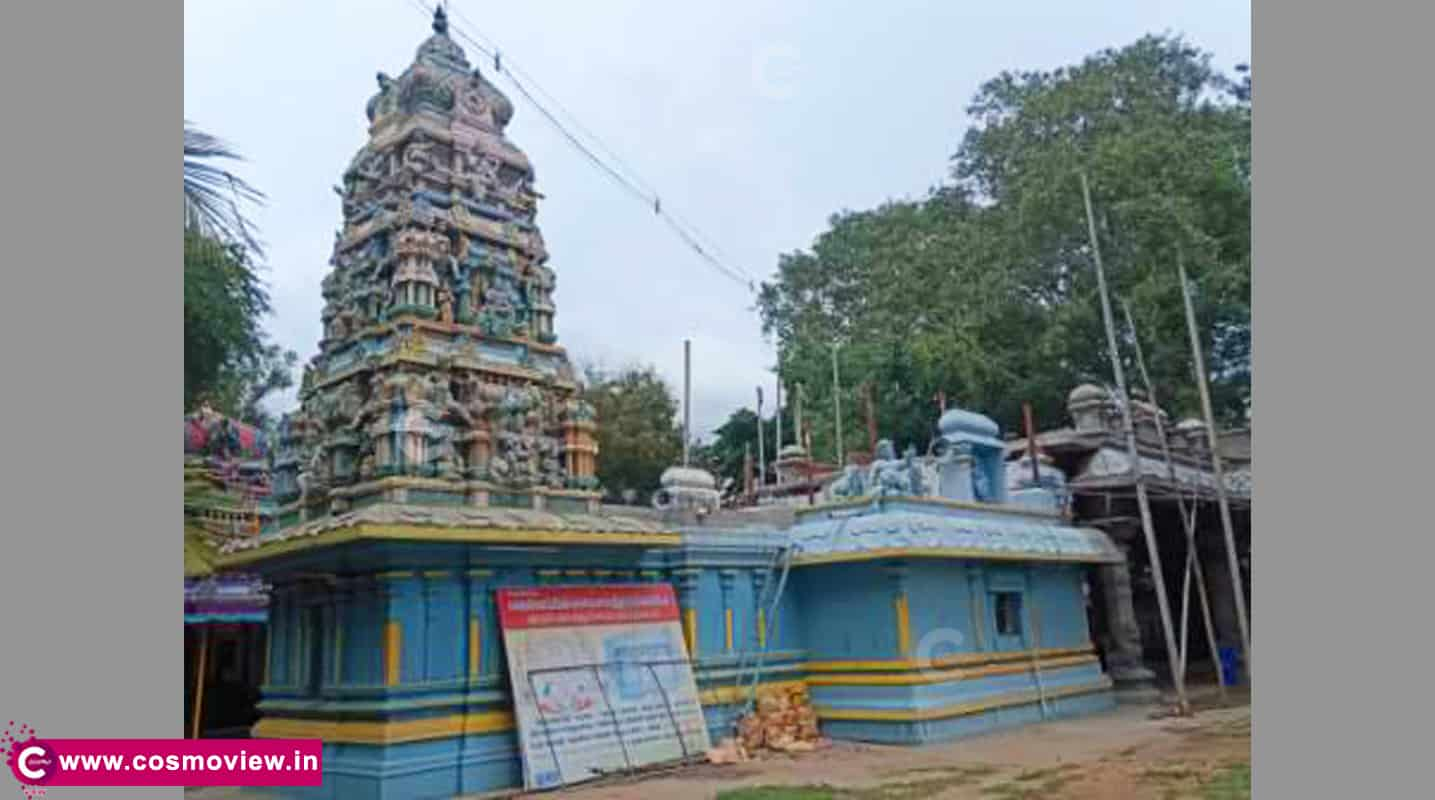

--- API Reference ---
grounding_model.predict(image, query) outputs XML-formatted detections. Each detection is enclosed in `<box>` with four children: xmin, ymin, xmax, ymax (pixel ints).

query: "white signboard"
<box><xmin>496</xmin><ymin>584</ymin><xmax>711</xmax><ymax>790</ymax></box>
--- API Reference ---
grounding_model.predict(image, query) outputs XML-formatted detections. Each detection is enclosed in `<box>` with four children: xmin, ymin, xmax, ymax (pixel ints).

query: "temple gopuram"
<box><xmin>215</xmin><ymin>11</ymin><xmax>1126</xmax><ymax>798</ymax></box>
<box><xmin>268</xmin><ymin>5</ymin><xmax>596</xmax><ymax>519</ymax></box>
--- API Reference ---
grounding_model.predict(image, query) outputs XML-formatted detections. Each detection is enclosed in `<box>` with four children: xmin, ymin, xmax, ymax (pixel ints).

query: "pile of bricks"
<box><xmin>708</xmin><ymin>684</ymin><xmax>825</xmax><ymax>763</ymax></box>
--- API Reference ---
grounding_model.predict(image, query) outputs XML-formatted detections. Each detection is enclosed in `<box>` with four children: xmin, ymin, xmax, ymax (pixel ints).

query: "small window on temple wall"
<box><xmin>993</xmin><ymin>592</ymin><xmax>1023</xmax><ymax>637</ymax></box>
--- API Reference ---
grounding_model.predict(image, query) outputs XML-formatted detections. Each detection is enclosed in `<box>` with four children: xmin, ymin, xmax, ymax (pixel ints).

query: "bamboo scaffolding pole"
<box><xmin>1176</xmin><ymin>248</ymin><xmax>1253</xmax><ymax>681</ymax></box>
<box><xmin>1080</xmin><ymin>171</ymin><xmax>1189</xmax><ymax>714</ymax></box>
<box><xmin>1120</xmin><ymin>298</ymin><xmax>1225</xmax><ymax>699</ymax></box>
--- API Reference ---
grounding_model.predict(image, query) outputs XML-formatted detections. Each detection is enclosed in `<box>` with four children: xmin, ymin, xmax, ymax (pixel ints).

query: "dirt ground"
<box><xmin>543</xmin><ymin>689</ymin><xmax>1250</xmax><ymax>800</ymax></box>
<box><xmin>187</xmin><ymin>688</ymin><xmax>1250</xmax><ymax>800</ymax></box>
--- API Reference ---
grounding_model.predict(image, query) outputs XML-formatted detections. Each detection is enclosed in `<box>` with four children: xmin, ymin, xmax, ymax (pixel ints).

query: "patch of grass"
<box><xmin>880</xmin><ymin>764</ymin><xmax>998</xmax><ymax>780</ymax></box>
<box><xmin>1139</xmin><ymin>765</ymin><xmax>1202</xmax><ymax>783</ymax></box>
<box><xmin>979</xmin><ymin>782</ymin><xmax>1033</xmax><ymax>800</ymax></box>
<box><xmin>1012</xmin><ymin>765</ymin><xmax>1076</xmax><ymax>783</ymax></box>
<box><xmin>848</xmin><ymin>768</ymin><xmax>1001</xmax><ymax>800</ymax></box>
<box><xmin>717</xmin><ymin>787</ymin><xmax>842</xmax><ymax>800</ymax></box>
<box><xmin>1200</xmin><ymin>764</ymin><xmax>1251</xmax><ymax>800</ymax></box>
<box><xmin>716</xmin><ymin>766</ymin><xmax>1004</xmax><ymax>800</ymax></box>
<box><xmin>980</xmin><ymin>771</ymin><xmax>1075</xmax><ymax>800</ymax></box>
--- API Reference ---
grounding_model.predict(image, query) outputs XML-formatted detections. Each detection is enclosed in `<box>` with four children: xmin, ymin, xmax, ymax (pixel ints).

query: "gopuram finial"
<box><xmin>432</xmin><ymin>3</ymin><xmax>449</xmax><ymax>35</ymax></box>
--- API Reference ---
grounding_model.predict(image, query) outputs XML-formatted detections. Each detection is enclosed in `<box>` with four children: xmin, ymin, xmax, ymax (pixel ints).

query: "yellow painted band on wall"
<box><xmin>383</xmin><ymin>620</ymin><xmax>402</xmax><ymax>687</ymax></box>
<box><xmin>895</xmin><ymin>594</ymin><xmax>912</xmax><ymax>658</ymax></box>
<box><xmin>683</xmin><ymin>608</ymin><xmax>698</xmax><ymax>658</ymax></box>
<box><xmin>252</xmin><ymin>710</ymin><xmax>515</xmax><ymax>745</ymax></box>
<box><xmin>468</xmin><ymin>616</ymin><xmax>481</xmax><ymax>679</ymax></box>
<box><xmin>725</xmin><ymin>608</ymin><xmax>734</xmax><ymax>653</ymax></box>
<box><xmin>698</xmin><ymin>680</ymin><xmax>806</xmax><ymax>706</ymax></box>
<box><xmin>757</xmin><ymin>609</ymin><xmax>767</xmax><ymax>649</ymax></box>
<box><xmin>814</xmin><ymin>677</ymin><xmax>1113</xmax><ymax>722</ymax></box>
<box><xmin>805</xmin><ymin>645</ymin><xmax>1095</xmax><ymax>673</ymax></box>
<box><xmin>806</xmin><ymin>655</ymin><xmax>1099</xmax><ymax>686</ymax></box>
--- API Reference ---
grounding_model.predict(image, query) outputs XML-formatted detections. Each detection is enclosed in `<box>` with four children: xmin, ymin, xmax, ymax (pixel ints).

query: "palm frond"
<box><xmin>184</xmin><ymin>120</ymin><xmax>266</xmax><ymax>256</ymax></box>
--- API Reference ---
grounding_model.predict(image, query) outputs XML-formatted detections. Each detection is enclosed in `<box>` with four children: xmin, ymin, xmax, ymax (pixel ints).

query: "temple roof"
<box><xmin>787</xmin><ymin>497</ymin><xmax>1122</xmax><ymax>566</ymax></box>
<box><xmin>220</xmin><ymin>503</ymin><xmax>680</xmax><ymax>566</ymax></box>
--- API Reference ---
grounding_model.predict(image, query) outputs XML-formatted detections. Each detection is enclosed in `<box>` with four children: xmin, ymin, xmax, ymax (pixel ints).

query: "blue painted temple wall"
<box><xmin>247</xmin><ymin>522</ymin><xmax>1113</xmax><ymax>799</ymax></box>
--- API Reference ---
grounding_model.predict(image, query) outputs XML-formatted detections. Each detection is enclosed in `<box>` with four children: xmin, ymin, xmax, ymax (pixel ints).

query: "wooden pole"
<box><xmin>1177</xmin><ymin>250</ymin><xmax>1253</xmax><ymax>681</ymax></box>
<box><xmin>1080</xmin><ymin>171</ymin><xmax>1189</xmax><ymax>714</ymax></box>
<box><xmin>190</xmin><ymin>626</ymin><xmax>211</xmax><ymax>739</ymax></box>
<box><xmin>1023</xmin><ymin>403</ymin><xmax>1041</xmax><ymax>484</ymax></box>
<box><xmin>1121</xmin><ymin>298</ymin><xmax>1225</xmax><ymax>699</ymax></box>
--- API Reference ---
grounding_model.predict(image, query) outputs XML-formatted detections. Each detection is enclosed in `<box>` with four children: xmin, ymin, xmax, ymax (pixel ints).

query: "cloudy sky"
<box><xmin>184</xmin><ymin>0</ymin><xmax>1249</xmax><ymax>441</ymax></box>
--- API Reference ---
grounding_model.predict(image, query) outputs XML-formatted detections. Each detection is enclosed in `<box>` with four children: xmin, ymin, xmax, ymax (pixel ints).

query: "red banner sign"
<box><xmin>496</xmin><ymin>584</ymin><xmax>680</xmax><ymax>630</ymax></box>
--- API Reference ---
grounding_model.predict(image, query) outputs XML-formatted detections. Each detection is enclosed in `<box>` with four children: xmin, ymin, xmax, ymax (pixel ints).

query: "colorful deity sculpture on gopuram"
<box><xmin>269</xmin><ymin>6</ymin><xmax>596</xmax><ymax>521</ymax></box>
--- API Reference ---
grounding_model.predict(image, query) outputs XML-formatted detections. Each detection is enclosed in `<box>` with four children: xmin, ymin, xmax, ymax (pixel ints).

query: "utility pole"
<box><xmin>794</xmin><ymin>383</ymin><xmax>804</xmax><ymax>453</ymax></box>
<box><xmin>775</xmin><ymin>378</ymin><xmax>784</xmax><ymax>454</ymax></box>
<box><xmin>683</xmin><ymin>339</ymin><xmax>691</xmax><ymax>467</ymax></box>
<box><xmin>1081</xmin><ymin>171</ymin><xmax>1189</xmax><ymax>714</ymax></box>
<box><xmin>831</xmin><ymin>343</ymin><xmax>844</xmax><ymax>467</ymax></box>
<box><xmin>756</xmin><ymin>386</ymin><xmax>766</xmax><ymax>487</ymax></box>
<box><xmin>1177</xmin><ymin>249</ymin><xmax>1253</xmax><ymax>681</ymax></box>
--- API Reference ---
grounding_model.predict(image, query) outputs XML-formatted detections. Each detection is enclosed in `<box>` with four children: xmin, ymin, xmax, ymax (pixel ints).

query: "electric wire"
<box><xmin>403</xmin><ymin>1</ymin><xmax>759</xmax><ymax>293</ymax></box>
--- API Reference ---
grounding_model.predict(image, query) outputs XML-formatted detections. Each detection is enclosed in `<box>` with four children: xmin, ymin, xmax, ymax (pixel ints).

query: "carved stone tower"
<box><xmin>271</xmin><ymin>6</ymin><xmax>599</xmax><ymax>519</ymax></box>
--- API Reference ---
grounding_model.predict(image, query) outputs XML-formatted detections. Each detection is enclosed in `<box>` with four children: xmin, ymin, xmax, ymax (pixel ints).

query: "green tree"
<box><xmin>183</xmin><ymin>123</ymin><xmax>296</xmax><ymax>423</ymax></box>
<box><xmin>758</xmin><ymin>35</ymin><xmax>1250</xmax><ymax>446</ymax></box>
<box><xmin>583</xmin><ymin>365</ymin><xmax>683</xmax><ymax>504</ymax></box>
<box><xmin>696</xmin><ymin>407</ymin><xmax>783</xmax><ymax>489</ymax></box>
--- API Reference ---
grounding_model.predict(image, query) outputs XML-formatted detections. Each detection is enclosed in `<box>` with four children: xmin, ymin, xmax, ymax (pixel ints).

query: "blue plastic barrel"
<box><xmin>1218</xmin><ymin>647</ymin><xmax>1241</xmax><ymax>686</ymax></box>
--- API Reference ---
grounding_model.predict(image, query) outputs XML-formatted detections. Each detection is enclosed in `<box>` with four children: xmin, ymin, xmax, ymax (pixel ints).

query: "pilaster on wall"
<box><xmin>885</xmin><ymin>563</ymin><xmax>913</xmax><ymax>660</ymax></box>
<box><xmin>379</xmin><ymin>571</ymin><xmax>416</xmax><ymax>687</ymax></box>
<box><xmin>751</xmin><ymin>570</ymin><xmax>769</xmax><ymax>649</ymax></box>
<box><xmin>466</xmin><ymin>568</ymin><xmax>494</xmax><ymax>681</ymax></box>
<box><xmin>966</xmin><ymin>563</ymin><xmax>988</xmax><ymax>652</ymax></box>
<box><xmin>719</xmin><ymin>570</ymin><xmax>738</xmax><ymax>654</ymax></box>
<box><xmin>324</xmin><ymin>587</ymin><xmax>342</xmax><ymax>688</ymax></box>
<box><xmin>674</xmin><ymin>568</ymin><xmax>701</xmax><ymax>659</ymax></box>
